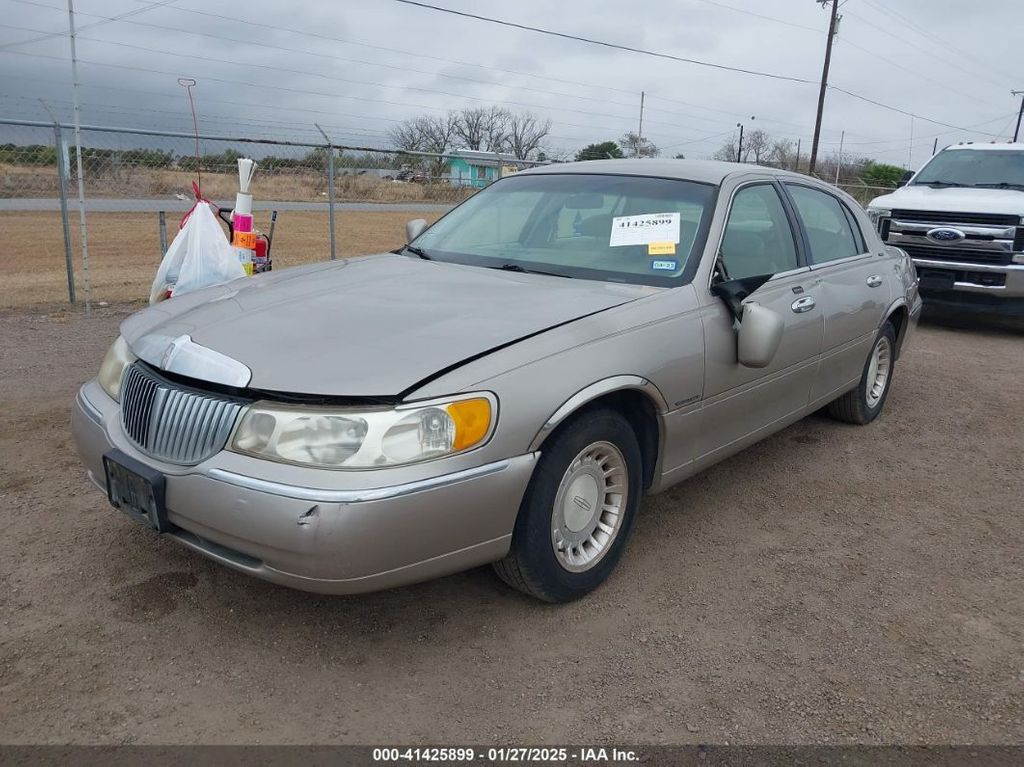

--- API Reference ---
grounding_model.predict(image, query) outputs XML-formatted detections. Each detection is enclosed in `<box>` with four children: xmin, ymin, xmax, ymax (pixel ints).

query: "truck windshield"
<box><xmin>913</xmin><ymin>149</ymin><xmax>1024</xmax><ymax>188</ymax></box>
<box><xmin>408</xmin><ymin>173</ymin><xmax>716</xmax><ymax>286</ymax></box>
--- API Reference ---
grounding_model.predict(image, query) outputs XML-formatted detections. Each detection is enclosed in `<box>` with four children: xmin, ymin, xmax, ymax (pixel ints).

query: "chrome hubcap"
<box><xmin>551</xmin><ymin>441</ymin><xmax>628</xmax><ymax>573</ymax></box>
<box><xmin>865</xmin><ymin>335</ymin><xmax>892</xmax><ymax>408</ymax></box>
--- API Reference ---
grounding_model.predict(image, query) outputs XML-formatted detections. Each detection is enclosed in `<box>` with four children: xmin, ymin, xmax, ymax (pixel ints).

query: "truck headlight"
<box><xmin>230</xmin><ymin>394</ymin><xmax>495</xmax><ymax>469</ymax></box>
<box><xmin>866</xmin><ymin>207</ymin><xmax>891</xmax><ymax>231</ymax></box>
<box><xmin>98</xmin><ymin>336</ymin><xmax>137</xmax><ymax>402</ymax></box>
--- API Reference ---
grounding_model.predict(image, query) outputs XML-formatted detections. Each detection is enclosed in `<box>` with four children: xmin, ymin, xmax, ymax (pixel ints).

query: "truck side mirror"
<box><xmin>737</xmin><ymin>302</ymin><xmax>784</xmax><ymax>368</ymax></box>
<box><xmin>895</xmin><ymin>170</ymin><xmax>914</xmax><ymax>188</ymax></box>
<box><xmin>406</xmin><ymin>218</ymin><xmax>428</xmax><ymax>243</ymax></box>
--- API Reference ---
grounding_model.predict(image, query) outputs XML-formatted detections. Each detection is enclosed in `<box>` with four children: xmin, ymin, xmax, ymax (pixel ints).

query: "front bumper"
<box><xmin>72</xmin><ymin>381</ymin><xmax>537</xmax><ymax>594</ymax></box>
<box><xmin>913</xmin><ymin>259</ymin><xmax>1024</xmax><ymax>315</ymax></box>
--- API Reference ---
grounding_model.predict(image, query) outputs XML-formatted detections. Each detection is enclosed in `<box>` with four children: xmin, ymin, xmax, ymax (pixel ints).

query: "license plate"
<box><xmin>917</xmin><ymin>270</ymin><xmax>954</xmax><ymax>291</ymax></box>
<box><xmin>103</xmin><ymin>450</ymin><xmax>168</xmax><ymax>532</ymax></box>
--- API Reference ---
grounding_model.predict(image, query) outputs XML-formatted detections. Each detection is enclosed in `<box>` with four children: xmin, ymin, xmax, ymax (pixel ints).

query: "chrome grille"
<box><xmin>120</xmin><ymin>363</ymin><xmax>245</xmax><ymax>465</ymax></box>
<box><xmin>891</xmin><ymin>209</ymin><xmax>1020</xmax><ymax>227</ymax></box>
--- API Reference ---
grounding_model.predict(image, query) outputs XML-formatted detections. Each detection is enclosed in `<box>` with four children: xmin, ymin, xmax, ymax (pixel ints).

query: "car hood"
<box><xmin>869</xmin><ymin>184</ymin><xmax>1024</xmax><ymax>216</ymax></box>
<box><xmin>121</xmin><ymin>254</ymin><xmax>651</xmax><ymax>397</ymax></box>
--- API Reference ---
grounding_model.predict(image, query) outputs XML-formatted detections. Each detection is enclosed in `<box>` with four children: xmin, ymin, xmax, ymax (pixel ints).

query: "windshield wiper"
<box><xmin>402</xmin><ymin>244</ymin><xmax>432</xmax><ymax>260</ymax></box>
<box><xmin>912</xmin><ymin>180</ymin><xmax>965</xmax><ymax>188</ymax></box>
<box><xmin>972</xmin><ymin>181</ymin><xmax>1024</xmax><ymax>191</ymax></box>
<box><xmin>491</xmin><ymin>263</ymin><xmax>572</xmax><ymax>278</ymax></box>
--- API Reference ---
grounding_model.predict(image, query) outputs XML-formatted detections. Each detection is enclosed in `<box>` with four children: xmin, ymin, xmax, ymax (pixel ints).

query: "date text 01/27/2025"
<box><xmin>371</xmin><ymin>746</ymin><xmax>640</xmax><ymax>762</ymax></box>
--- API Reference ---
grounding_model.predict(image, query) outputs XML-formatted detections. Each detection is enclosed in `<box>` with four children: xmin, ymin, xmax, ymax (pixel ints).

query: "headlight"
<box><xmin>230</xmin><ymin>394</ymin><xmax>495</xmax><ymax>469</ymax></box>
<box><xmin>866</xmin><ymin>207</ymin><xmax>891</xmax><ymax>230</ymax></box>
<box><xmin>98</xmin><ymin>336</ymin><xmax>137</xmax><ymax>401</ymax></box>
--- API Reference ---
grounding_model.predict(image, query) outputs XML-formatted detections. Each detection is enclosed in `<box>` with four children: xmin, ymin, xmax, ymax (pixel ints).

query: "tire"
<box><xmin>493</xmin><ymin>407</ymin><xmax>643</xmax><ymax>603</ymax></box>
<box><xmin>827</xmin><ymin>321</ymin><xmax>897</xmax><ymax>425</ymax></box>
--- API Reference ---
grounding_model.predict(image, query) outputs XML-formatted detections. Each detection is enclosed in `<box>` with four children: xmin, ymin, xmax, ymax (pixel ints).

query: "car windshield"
<box><xmin>912</xmin><ymin>149</ymin><xmax>1024</xmax><ymax>188</ymax></box>
<box><xmin>409</xmin><ymin>173</ymin><xmax>717</xmax><ymax>286</ymax></box>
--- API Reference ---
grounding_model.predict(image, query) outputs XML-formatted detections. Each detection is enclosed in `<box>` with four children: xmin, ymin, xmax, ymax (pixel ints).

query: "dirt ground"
<box><xmin>0</xmin><ymin>209</ymin><xmax>443</xmax><ymax>307</ymax></box>
<box><xmin>0</xmin><ymin>303</ymin><xmax>1021</xmax><ymax>746</ymax></box>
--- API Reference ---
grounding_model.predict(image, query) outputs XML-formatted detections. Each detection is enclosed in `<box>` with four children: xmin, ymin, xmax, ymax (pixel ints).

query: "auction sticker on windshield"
<box><xmin>609</xmin><ymin>212</ymin><xmax>680</xmax><ymax>247</ymax></box>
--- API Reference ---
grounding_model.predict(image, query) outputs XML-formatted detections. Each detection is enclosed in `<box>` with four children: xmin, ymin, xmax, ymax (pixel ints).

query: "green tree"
<box><xmin>575</xmin><ymin>141</ymin><xmax>623</xmax><ymax>161</ymax></box>
<box><xmin>862</xmin><ymin>161</ymin><xmax>905</xmax><ymax>188</ymax></box>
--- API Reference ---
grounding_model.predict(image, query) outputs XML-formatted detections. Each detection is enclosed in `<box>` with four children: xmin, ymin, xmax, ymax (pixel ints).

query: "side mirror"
<box><xmin>406</xmin><ymin>218</ymin><xmax>428</xmax><ymax>243</ymax></box>
<box><xmin>737</xmin><ymin>302</ymin><xmax>784</xmax><ymax>368</ymax></box>
<box><xmin>895</xmin><ymin>170</ymin><xmax>914</xmax><ymax>188</ymax></box>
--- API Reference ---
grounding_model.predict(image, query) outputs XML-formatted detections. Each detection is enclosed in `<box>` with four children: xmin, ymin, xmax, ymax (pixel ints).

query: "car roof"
<box><xmin>938</xmin><ymin>142</ymin><xmax>1024</xmax><ymax>152</ymax></box>
<box><xmin>518</xmin><ymin>158</ymin><xmax>806</xmax><ymax>185</ymax></box>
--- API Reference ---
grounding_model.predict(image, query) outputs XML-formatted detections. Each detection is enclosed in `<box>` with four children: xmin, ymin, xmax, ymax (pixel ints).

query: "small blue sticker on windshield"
<box><xmin>651</xmin><ymin>259</ymin><xmax>678</xmax><ymax>271</ymax></box>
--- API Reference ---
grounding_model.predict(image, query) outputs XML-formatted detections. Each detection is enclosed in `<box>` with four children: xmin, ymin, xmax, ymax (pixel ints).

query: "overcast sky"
<box><xmin>0</xmin><ymin>0</ymin><xmax>1020</xmax><ymax>167</ymax></box>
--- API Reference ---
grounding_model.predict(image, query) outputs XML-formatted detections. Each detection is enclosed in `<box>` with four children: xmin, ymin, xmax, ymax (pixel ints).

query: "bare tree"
<box><xmin>415</xmin><ymin>113</ymin><xmax>459</xmax><ymax>155</ymax></box>
<box><xmin>711</xmin><ymin>136</ymin><xmax>739</xmax><ymax>162</ymax></box>
<box><xmin>454</xmin><ymin>106</ymin><xmax>510</xmax><ymax>151</ymax></box>
<box><xmin>502</xmin><ymin>112</ymin><xmax>551</xmax><ymax>160</ymax></box>
<box><xmin>743</xmin><ymin>129</ymin><xmax>772</xmax><ymax>164</ymax></box>
<box><xmin>619</xmin><ymin>131</ymin><xmax>659</xmax><ymax>158</ymax></box>
<box><xmin>388</xmin><ymin>121</ymin><xmax>424</xmax><ymax>153</ymax></box>
<box><xmin>766</xmin><ymin>138</ymin><xmax>796</xmax><ymax>169</ymax></box>
<box><xmin>711</xmin><ymin>131</ymin><xmax>770</xmax><ymax>164</ymax></box>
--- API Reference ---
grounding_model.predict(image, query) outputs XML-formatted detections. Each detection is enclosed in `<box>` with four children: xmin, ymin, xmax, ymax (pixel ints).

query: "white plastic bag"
<box><xmin>149</xmin><ymin>202</ymin><xmax>246</xmax><ymax>304</ymax></box>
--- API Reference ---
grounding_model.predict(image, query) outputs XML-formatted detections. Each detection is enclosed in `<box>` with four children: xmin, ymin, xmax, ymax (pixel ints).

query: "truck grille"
<box><xmin>896</xmin><ymin>243</ymin><xmax>1012</xmax><ymax>266</ymax></box>
<box><xmin>120</xmin><ymin>363</ymin><xmax>245</xmax><ymax>465</ymax></box>
<box><xmin>885</xmin><ymin>210</ymin><xmax>1019</xmax><ymax>267</ymax></box>
<box><xmin>891</xmin><ymin>209</ymin><xmax>1020</xmax><ymax>227</ymax></box>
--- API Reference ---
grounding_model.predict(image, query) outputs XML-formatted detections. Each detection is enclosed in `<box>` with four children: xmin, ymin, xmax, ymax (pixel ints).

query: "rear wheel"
<box><xmin>493</xmin><ymin>407</ymin><xmax>642</xmax><ymax>602</ymax></box>
<box><xmin>827</xmin><ymin>321</ymin><xmax>897</xmax><ymax>425</ymax></box>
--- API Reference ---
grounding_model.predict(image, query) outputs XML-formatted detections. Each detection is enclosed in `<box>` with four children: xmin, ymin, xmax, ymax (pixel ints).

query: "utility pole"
<box><xmin>834</xmin><ymin>130</ymin><xmax>845</xmax><ymax>184</ymax></box>
<box><xmin>907</xmin><ymin>116</ymin><xmax>915</xmax><ymax>169</ymax></box>
<box><xmin>736</xmin><ymin>116</ymin><xmax>754</xmax><ymax>163</ymax></box>
<box><xmin>1012</xmin><ymin>90</ymin><xmax>1024</xmax><ymax>142</ymax></box>
<box><xmin>809</xmin><ymin>0</ymin><xmax>839</xmax><ymax>175</ymax></box>
<box><xmin>794</xmin><ymin>138</ymin><xmax>801</xmax><ymax>171</ymax></box>
<box><xmin>636</xmin><ymin>91</ymin><xmax>645</xmax><ymax>157</ymax></box>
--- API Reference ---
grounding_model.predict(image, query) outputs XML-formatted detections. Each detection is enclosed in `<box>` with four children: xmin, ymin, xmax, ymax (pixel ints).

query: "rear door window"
<box><xmin>785</xmin><ymin>184</ymin><xmax>865</xmax><ymax>264</ymax></box>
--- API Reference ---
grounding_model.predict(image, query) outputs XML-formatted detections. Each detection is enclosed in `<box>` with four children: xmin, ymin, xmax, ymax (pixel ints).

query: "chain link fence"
<box><xmin>1</xmin><ymin>117</ymin><xmax>895</xmax><ymax>309</ymax></box>
<box><xmin>0</xmin><ymin>118</ymin><xmax>510</xmax><ymax>308</ymax></box>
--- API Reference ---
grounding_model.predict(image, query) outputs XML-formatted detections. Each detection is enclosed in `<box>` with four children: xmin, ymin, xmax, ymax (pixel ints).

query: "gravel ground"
<box><xmin>0</xmin><ymin>303</ymin><xmax>1021</xmax><ymax>745</ymax></box>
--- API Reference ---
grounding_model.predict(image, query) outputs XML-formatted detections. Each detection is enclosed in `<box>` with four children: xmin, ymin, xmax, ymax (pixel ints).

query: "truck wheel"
<box><xmin>493</xmin><ymin>407</ymin><xmax>642</xmax><ymax>603</ymax></box>
<box><xmin>827</xmin><ymin>321</ymin><xmax>897</xmax><ymax>425</ymax></box>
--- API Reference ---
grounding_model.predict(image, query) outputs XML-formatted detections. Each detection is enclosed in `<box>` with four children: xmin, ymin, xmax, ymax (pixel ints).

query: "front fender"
<box><xmin>527</xmin><ymin>375</ymin><xmax>670</xmax><ymax>452</ymax></box>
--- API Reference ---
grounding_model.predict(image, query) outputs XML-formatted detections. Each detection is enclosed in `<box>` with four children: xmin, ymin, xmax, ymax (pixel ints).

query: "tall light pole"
<box><xmin>67</xmin><ymin>0</ymin><xmax>91</xmax><ymax>312</ymax></box>
<box><xmin>736</xmin><ymin>116</ymin><xmax>755</xmax><ymax>162</ymax></box>
<box><xmin>1012</xmin><ymin>90</ymin><xmax>1024</xmax><ymax>142</ymax></box>
<box><xmin>809</xmin><ymin>0</ymin><xmax>840</xmax><ymax>175</ymax></box>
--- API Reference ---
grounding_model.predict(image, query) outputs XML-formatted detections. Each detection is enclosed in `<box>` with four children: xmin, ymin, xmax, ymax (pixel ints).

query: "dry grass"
<box><xmin>0</xmin><ymin>209</ymin><xmax>443</xmax><ymax>308</ymax></box>
<box><xmin>0</xmin><ymin>163</ymin><xmax>475</xmax><ymax>204</ymax></box>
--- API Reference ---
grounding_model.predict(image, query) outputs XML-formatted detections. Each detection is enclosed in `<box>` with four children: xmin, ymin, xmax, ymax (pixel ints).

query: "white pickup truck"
<box><xmin>867</xmin><ymin>143</ymin><xmax>1024</xmax><ymax>315</ymax></box>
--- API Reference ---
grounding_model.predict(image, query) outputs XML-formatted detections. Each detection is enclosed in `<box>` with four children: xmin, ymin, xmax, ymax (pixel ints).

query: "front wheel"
<box><xmin>827</xmin><ymin>321</ymin><xmax>897</xmax><ymax>425</ymax></box>
<box><xmin>493</xmin><ymin>407</ymin><xmax>642</xmax><ymax>602</ymax></box>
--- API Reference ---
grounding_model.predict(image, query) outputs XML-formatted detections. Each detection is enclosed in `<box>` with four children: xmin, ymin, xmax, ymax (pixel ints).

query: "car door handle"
<box><xmin>791</xmin><ymin>296</ymin><xmax>816</xmax><ymax>313</ymax></box>
<box><xmin>866</xmin><ymin>274</ymin><xmax>883</xmax><ymax>288</ymax></box>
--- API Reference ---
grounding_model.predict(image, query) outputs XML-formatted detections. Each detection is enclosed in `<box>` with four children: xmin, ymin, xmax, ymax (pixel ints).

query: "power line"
<box><xmin>0</xmin><ymin>51</ymin><xmax>732</xmax><ymax>149</ymax></box>
<box><xmin>688</xmin><ymin>0</ymin><xmax>823</xmax><ymax>33</ymax></box>
<box><xmin>660</xmin><ymin>0</ymin><xmax>1005</xmax><ymax>116</ymax></box>
<box><xmin>390</xmin><ymin>0</ymin><xmax>1004</xmax><ymax>139</ymax></box>
<box><xmin>0</xmin><ymin>21</ymin><xmax>745</xmax><ymax>137</ymax></box>
<box><xmin>9</xmin><ymin>0</ymin><xmax>861</xmax><ymax>141</ymax></box>
<box><xmin>0</xmin><ymin>0</ymin><xmax>181</xmax><ymax>50</ymax></box>
<box><xmin>4</xmin><ymin>0</ymin><xmax>818</xmax><ymax>135</ymax></box>
<box><xmin>860</xmin><ymin>0</ymin><xmax>1013</xmax><ymax>90</ymax></box>
<box><xmin>2</xmin><ymin>28</ymin><xmax>796</xmax><ymax>151</ymax></box>
<box><xmin>842</xmin><ymin>6</ymin><xmax>1012</xmax><ymax>93</ymax></box>
<box><xmin>390</xmin><ymin>0</ymin><xmax>818</xmax><ymax>86</ymax></box>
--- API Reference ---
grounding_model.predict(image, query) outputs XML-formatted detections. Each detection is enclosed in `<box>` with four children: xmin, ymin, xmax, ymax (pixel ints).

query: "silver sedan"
<box><xmin>72</xmin><ymin>159</ymin><xmax>921</xmax><ymax>602</ymax></box>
